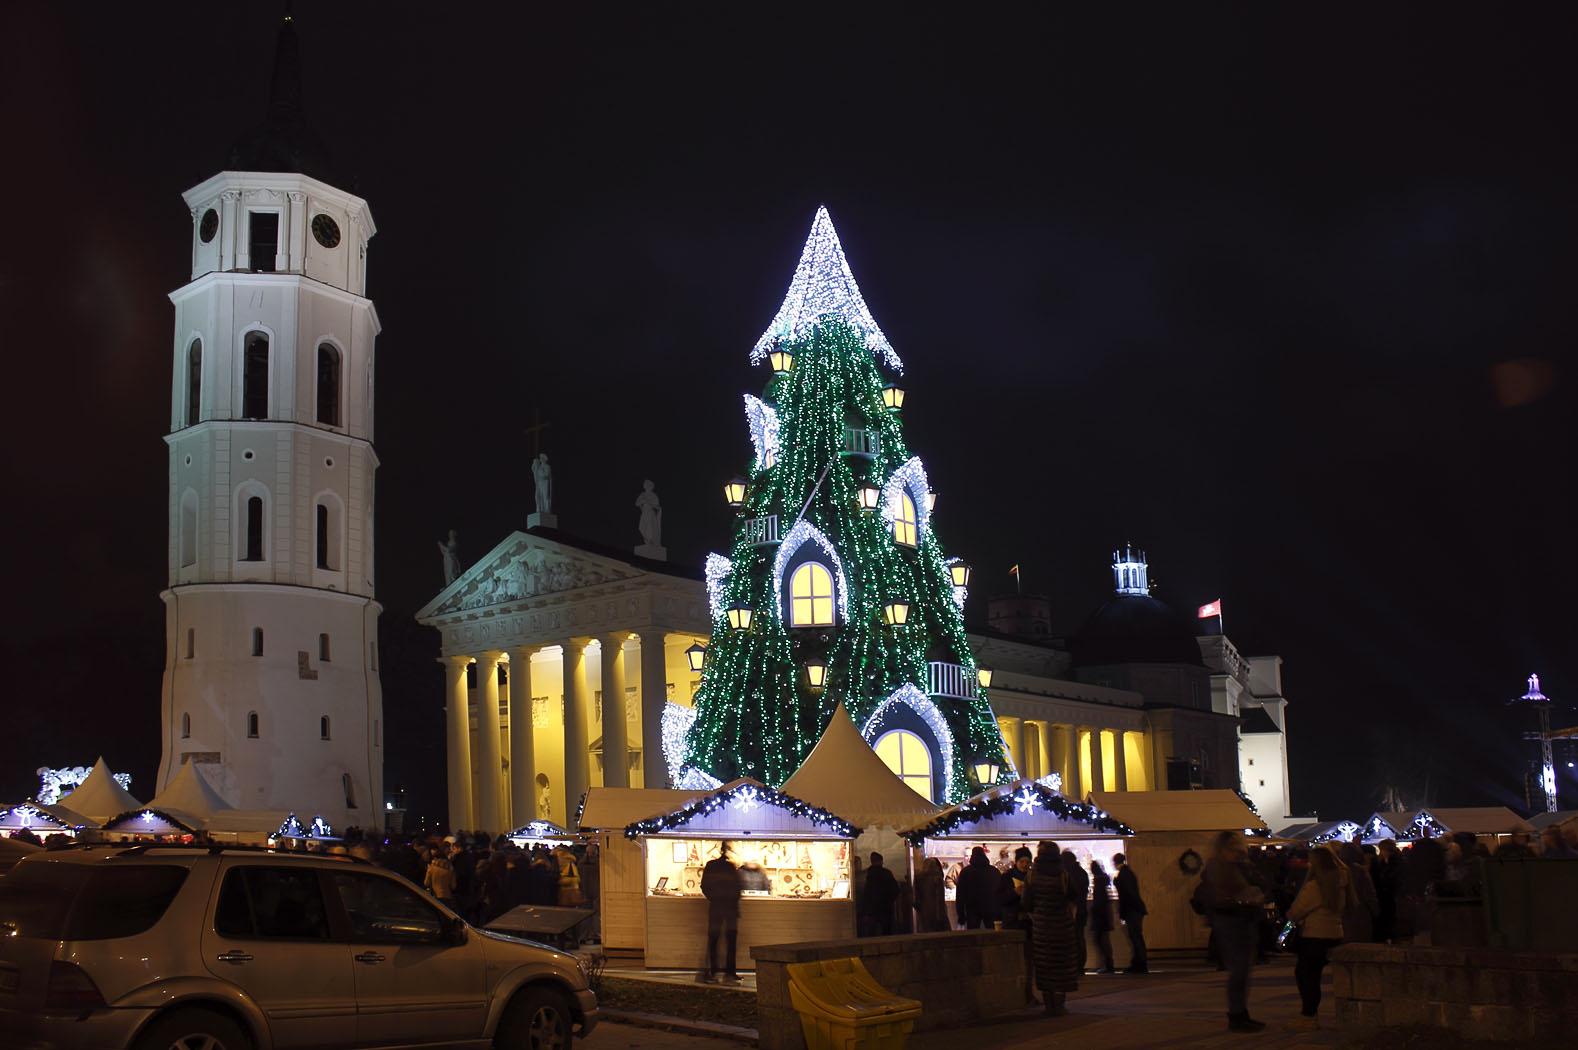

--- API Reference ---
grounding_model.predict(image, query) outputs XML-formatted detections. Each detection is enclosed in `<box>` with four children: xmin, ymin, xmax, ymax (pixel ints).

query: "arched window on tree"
<box><xmin>893</xmin><ymin>491</ymin><xmax>919</xmax><ymax>547</ymax></box>
<box><xmin>789</xmin><ymin>561</ymin><xmax>835</xmax><ymax>627</ymax></box>
<box><xmin>316</xmin><ymin>343</ymin><xmax>341</xmax><ymax>426</ymax></box>
<box><xmin>243</xmin><ymin>496</ymin><xmax>265</xmax><ymax>562</ymax></box>
<box><xmin>186</xmin><ymin>339</ymin><xmax>202</xmax><ymax>425</ymax></box>
<box><xmin>242</xmin><ymin>332</ymin><xmax>269</xmax><ymax>419</ymax></box>
<box><xmin>875</xmin><ymin>729</ymin><xmax>933</xmax><ymax>800</ymax></box>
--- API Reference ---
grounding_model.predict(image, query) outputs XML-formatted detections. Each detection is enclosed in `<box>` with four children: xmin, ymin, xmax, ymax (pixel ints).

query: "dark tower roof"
<box><xmin>1072</xmin><ymin>594</ymin><xmax>1206</xmax><ymax>667</ymax></box>
<box><xmin>226</xmin><ymin>10</ymin><xmax>340</xmax><ymax>186</ymax></box>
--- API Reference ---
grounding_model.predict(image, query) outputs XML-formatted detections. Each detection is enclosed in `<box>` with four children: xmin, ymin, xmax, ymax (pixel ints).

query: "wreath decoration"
<box><xmin>1178</xmin><ymin>848</ymin><xmax>1203</xmax><ymax>875</ymax></box>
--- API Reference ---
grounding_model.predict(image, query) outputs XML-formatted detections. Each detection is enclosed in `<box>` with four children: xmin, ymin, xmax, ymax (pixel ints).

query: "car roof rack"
<box><xmin>59</xmin><ymin>842</ymin><xmax>372</xmax><ymax>864</ymax></box>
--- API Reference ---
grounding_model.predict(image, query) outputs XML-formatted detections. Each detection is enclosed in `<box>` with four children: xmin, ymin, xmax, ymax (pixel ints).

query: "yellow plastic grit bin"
<box><xmin>786</xmin><ymin>957</ymin><xmax>923</xmax><ymax>1050</ymax></box>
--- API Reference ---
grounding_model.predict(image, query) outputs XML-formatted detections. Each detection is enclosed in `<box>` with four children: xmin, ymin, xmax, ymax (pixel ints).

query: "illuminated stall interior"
<box><xmin>507</xmin><ymin>819</ymin><xmax>576</xmax><ymax>849</ymax></box>
<box><xmin>625</xmin><ymin>779</ymin><xmax>860</xmax><ymax>970</ymax></box>
<box><xmin>0</xmin><ymin>804</ymin><xmax>76</xmax><ymax>840</ymax></box>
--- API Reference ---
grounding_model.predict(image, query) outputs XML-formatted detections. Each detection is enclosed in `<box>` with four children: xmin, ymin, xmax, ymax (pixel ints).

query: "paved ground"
<box><xmin>584</xmin><ymin>956</ymin><xmax>1341</xmax><ymax>1048</ymax></box>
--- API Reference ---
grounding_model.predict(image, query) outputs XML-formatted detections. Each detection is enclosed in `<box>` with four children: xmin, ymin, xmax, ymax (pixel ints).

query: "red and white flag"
<box><xmin>1197</xmin><ymin>599</ymin><xmax>1223</xmax><ymax>619</ymax></box>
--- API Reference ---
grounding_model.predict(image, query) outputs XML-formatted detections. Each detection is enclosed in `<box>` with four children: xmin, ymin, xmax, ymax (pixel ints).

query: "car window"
<box><xmin>332</xmin><ymin>872</ymin><xmax>449</xmax><ymax>944</ymax></box>
<box><xmin>0</xmin><ymin>862</ymin><xmax>187</xmax><ymax>940</ymax></box>
<box><xmin>215</xmin><ymin>866</ymin><xmax>332</xmax><ymax>940</ymax></box>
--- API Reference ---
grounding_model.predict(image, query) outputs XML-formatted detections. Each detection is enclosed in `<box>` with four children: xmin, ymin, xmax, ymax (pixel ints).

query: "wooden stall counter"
<box><xmin>644</xmin><ymin>893</ymin><xmax>855</xmax><ymax>971</ymax></box>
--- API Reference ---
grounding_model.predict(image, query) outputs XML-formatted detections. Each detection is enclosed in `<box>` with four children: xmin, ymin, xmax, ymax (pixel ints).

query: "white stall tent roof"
<box><xmin>781</xmin><ymin>703</ymin><xmax>941</xmax><ymax>829</ymax></box>
<box><xmin>579</xmin><ymin>788</ymin><xmax>707</xmax><ymax>831</ymax></box>
<box><xmin>1087</xmin><ymin>790</ymin><xmax>1268</xmax><ymax>833</ymax></box>
<box><xmin>1375</xmin><ymin>807</ymin><xmax>1534</xmax><ymax>837</ymax></box>
<box><xmin>56</xmin><ymin>758</ymin><xmax>142</xmax><ymax>825</ymax></box>
<box><xmin>149</xmin><ymin>762</ymin><xmax>233</xmax><ymax>822</ymax></box>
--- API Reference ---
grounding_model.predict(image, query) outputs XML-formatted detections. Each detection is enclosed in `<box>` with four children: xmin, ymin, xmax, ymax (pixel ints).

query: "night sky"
<box><xmin>2</xmin><ymin>4</ymin><xmax>1573</xmax><ymax>823</ymax></box>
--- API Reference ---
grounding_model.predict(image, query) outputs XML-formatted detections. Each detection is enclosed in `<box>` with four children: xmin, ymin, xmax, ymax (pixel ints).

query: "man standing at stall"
<box><xmin>1114</xmin><ymin>852</ymin><xmax>1149</xmax><ymax>973</ymax></box>
<box><xmin>701</xmin><ymin>842</ymin><xmax>743</xmax><ymax>983</ymax></box>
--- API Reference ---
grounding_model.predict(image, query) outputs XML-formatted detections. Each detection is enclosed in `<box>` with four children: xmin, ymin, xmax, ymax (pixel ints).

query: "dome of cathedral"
<box><xmin>1072</xmin><ymin>593</ymin><xmax>1205</xmax><ymax>667</ymax></box>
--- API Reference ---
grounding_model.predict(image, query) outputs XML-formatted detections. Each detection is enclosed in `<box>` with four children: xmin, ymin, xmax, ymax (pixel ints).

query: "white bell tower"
<box><xmin>157</xmin><ymin>11</ymin><xmax>383</xmax><ymax>831</ymax></box>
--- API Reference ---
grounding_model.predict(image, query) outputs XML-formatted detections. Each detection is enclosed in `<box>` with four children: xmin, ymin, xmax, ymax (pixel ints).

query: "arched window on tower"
<box><xmin>316</xmin><ymin>343</ymin><xmax>341</xmax><ymax>426</ymax></box>
<box><xmin>893</xmin><ymin>491</ymin><xmax>919</xmax><ymax>547</ymax></box>
<box><xmin>242</xmin><ymin>332</ymin><xmax>269</xmax><ymax>419</ymax></box>
<box><xmin>320</xmin><ymin>716</ymin><xmax>331</xmax><ymax>740</ymax></box>
<box><xmin>789</xmin><ymin>561</ymin><xmax>836</xmax><ymax>627</ymax></box>
<box><xmin>247</xmin><ymin>711</ymin><xmax>260</xmax><ymax>738</ymax></box>
<box><xmin>181</xmin><ymin>713</ymin><xmax>191</xmax><ymax>739</ymax></box>
<box><xmin>186</xmin><ymin>339</ymin><xmax>202</xmax><ymax>425</ymax></box>
<box><xmin>252</xmin><ymin>627</ymin><xmax>264</xmax><ymax>657</ymax></box>
<box><xmin>342</xmin><ymin>773</ymin><xmax>357</xmax><ymax>809</ymax></box>
<box><xmin>315</xmin><ymin>496</ymin><xmax>342</xmax><ymax>571</ymax></box>
<box><xmin>243</xmin><ymin>496</ymin><xmax>265</xmax><ymax>562</ymax></box>
<box><xmin>875</xmin><ymin>729</ymin><xmax>933</xmax><ymax>800</ymax></box>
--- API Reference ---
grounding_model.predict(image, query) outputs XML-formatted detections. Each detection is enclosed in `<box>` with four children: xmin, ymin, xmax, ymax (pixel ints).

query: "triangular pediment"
<box><xmin>417</xmin><ymin>531</ymin><xmax>644</xmax><ymax>620</ymax></box>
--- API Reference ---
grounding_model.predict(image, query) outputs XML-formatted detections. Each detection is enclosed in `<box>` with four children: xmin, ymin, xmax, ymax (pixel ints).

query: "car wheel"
<box><xmin>134</xmin><ymin>1007</ymin><xmax>252</xmax><ymax>1050</ymax></box>
<box><xmin>497</xmin><ymin>986</ymin><xmax>573</xmax><ymax>1050</ymax></box>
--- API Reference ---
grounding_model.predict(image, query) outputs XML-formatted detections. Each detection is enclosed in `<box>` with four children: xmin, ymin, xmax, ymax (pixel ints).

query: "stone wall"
<box><xmin>1332</xmin><ymin>943</ymin><xmax>1578</xmax><ymax>1042</ymax></box>
<box><xmin>753</xmin><ymin>930</ymin><xmax>1026</xmax><ymax>1050</ymax></box>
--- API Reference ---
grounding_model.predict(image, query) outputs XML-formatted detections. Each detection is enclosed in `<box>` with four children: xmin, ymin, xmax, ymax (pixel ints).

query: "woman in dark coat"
<box><xmin>914</xmin><ymin>857</ymin><xmax>950</xmax><ymax>932</ymax></box>
<box><xmin>1088</xmin><ymin>858</ymin><xmax>1117</xmax><ymax>973</ymax></box>
<box><xmin>1022</xmin><ymin>842</ymin><xmax>1080</xmax><ymax>1015</ymax></box>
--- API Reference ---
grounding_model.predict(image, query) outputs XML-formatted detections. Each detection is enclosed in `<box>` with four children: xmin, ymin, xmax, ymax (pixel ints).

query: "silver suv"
<box><xmin>0</xmin><ymin>844</ymin><xmax>597</xmax><ymax>1049</ymax></box>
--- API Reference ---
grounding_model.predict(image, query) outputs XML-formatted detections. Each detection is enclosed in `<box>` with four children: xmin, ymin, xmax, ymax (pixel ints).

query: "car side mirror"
<box><xmin>445</xmin><ymin>916</ymin><xmax>468</xmax><ymax>946</ymax></box>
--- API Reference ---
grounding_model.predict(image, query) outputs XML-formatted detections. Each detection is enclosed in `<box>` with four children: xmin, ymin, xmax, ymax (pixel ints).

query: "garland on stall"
<box><xmin>624</xmin><ymin>778</ymin><xmax>860</xmax><ymax>840</ymax></box>
<box><xmin>900</xmin><ymin>780</ymin><xmax>1133</xmax><ymax>845</ymax></box>
<box><xmin>107</xmin><ymin>808</ymin><xmax>200</xmax><ymax>834</ymax></box>
<box><xmin>1234</xmin><ymin>788</ymin><xmax>1272</xmax><ymax>837</ymax></box>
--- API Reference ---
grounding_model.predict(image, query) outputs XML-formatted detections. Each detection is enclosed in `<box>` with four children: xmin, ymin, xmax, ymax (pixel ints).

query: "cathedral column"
<box><xmin>1000</xmin><ymin>717</ymin><xmax>1024</xmax><ymax>777</ymax></box>
<box><xmin>1036</xmin><ymin>722</ymin><xmax>1054</xmax><ymax>783</ymax></box>
<box><xmin>638</xmin><ymin>631</ymin><xmax>670</xmax><ymax>788</ymax></box>
<box><xmin>562</xmin><ymin>638</ymin><xmax>592</xmax><ymax>823</ymax></box>
<box><xmin>599</xmin><ymin>634</ymin><xmax>630</xmax><ymax>788</ymax></box>
<box><xmin>1110</xmin><ymin>730</ymin><xmax>1128</xmax><ymax>792</ymax></box>
<box><xmin>1088</xmin><ymin>726</ymin><xmax>1106</xmax><ymax>795</ymax></box>
<box><xmin>443</xmin><ymin>655</ymin><xmax>473</xmax><ymax>833</ymax></box>
<box><xmin>506</xmin><ymin>646</ymin><xmax>539</xmax><ymax>828</ymax></box>
<box><xmin>473</xmin><ymin>651</ymin><xmax>504</xmax><ymax>834</ymax></box>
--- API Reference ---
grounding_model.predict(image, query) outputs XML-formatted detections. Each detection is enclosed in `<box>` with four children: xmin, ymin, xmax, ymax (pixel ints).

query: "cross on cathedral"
<box><xmin>524</xmin><ymin>407</ymin><xmax>552</xmax><ymax>458</ymax></box>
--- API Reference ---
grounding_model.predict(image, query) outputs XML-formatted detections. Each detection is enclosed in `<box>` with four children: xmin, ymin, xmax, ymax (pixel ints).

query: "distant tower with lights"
<box><xmin>156</xmin><ymin>11</ymin><xmax>383</xmax><ymax>829</ymax></box>
<box><xmin>1112</xmin><ymin>544</ymin><xmax>1150</xmax><ymax>596</ymax></box>
<box><xmin>1511</xmin><ymin>673</ymin><xmax>1557</xmax><ymax>814</ymax></box>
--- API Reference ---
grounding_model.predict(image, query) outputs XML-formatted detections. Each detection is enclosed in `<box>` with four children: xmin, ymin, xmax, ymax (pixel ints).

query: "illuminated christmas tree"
<box><xmin>674</xmin><ymin>207</ymin><xmax>1012</xmax><ymax>802</ymax></box>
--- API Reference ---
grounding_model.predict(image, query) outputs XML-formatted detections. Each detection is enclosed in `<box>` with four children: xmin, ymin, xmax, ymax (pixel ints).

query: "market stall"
<box><xmin>0</xmin><ymin>803</ymin><xmax>77</xmax><ymax>839</ymax></box>
<box><xmin>55</xmin><ymin>757</ymin><xmax>141</xmax><ymax>827</ymax></box>
<box><xmin>899</xmin><ymin>778</ymin><xmax>1133</xmax><ymax>918</ymax></box>
<box><xmin>625</xmin><ymin>779</ymin><xmax>860</xmax><ymax>971</ymax></box>
<box><xmin>506</xmin><ymin>819</ymin><xmax>576</xmax><ymax>849</ymax></box>
<box><xmin>579</xmin><ymin>786</ymin><xmax>709</xmax><ymax>959</ymax></box>
<box><xmin>1085</xmin><ymin>789</ymin><xmax>1269</xmax><ymax>958</ymax></box>
<box><xmin>1367</xmin><ymin>807</ymin><xmax>1533</xmax><ymax>846</ymax></box>
<box><xmin>101</xmin><ymin>761</ymin><xmax>232</xmax><ymax>842</ymax></box>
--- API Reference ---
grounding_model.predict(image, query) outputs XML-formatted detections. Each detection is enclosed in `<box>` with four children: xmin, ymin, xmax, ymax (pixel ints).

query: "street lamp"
<box><xmin>685</xmin><ymin>643</ymin><xmax>707</xmax><ymax>673</ymax></box>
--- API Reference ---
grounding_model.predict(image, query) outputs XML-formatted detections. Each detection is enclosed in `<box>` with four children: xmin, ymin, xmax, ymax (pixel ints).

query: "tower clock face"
<box><xmin>199</xmin><ymin>209</ymin><xmax>218</xmax><ymax>243</ymax></box>
<box><xmin>312</xmin><ymin>214</ymin><xmax>342</xmax><ymax>249</ymax></box>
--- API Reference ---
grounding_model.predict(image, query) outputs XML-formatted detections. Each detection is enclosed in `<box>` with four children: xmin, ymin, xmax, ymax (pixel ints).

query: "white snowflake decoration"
<box><xmin>743</xmin><ymin>394</ymin><xmax>781</xmax><ymax>470</ymax></box>
<box><xmin>750</xmin><ymin>206</ymin><xmax>903</xmax><ymax>373</ymax></box>
<box><xmin>861</xmin><ymin>683</ymin><xmax>956</xmax><ymax>801</ymax></box>
<box><xmin>732</xmin><ymin>786</ymin><xmax>762</xmax><ymax>813</ymax></box>
<box><xmin>1013</xmin><ymin>787</ymin><xmax>1042</xmax><ymax>814</ymax></box>
<box><xmin>704</xmin><ymin>554</ymin><xmax>733</xmax><ymax>620</ymax></box>
<box><xmin>881</xmin><ymin>456</ymin><xmax>932</xmax><ymax>536</ymax></box>
<box><xmin>773</xmin><ymin>520</ymin><xmax>851</xmax><ymax>624</ymax></box>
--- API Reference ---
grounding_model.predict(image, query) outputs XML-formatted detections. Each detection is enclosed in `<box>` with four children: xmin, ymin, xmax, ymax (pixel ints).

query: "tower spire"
<box><xmin>225</xmin><ymin>4</ymin><xmax>338</xmax><ymax>184</ymax></box>
<box><xmin>751</xmin><ymin>206</ymin><xmax>902</xmax><ymax>372</ymax></box>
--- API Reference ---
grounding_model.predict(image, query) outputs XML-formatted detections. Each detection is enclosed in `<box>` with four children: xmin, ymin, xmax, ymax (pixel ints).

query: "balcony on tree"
<box><xmin>745</xmin><ymin>514</ymin><xmax>782</xmax><ymax>547</ymax></box>
<box><xmin>928</xmin><ymin>661</ymin><xmax>978</xmax><ymax>700</ymax></box>
<box><xmin>842</xmin><ymin>425</ymin><xmax>881</xmax><ymax>457</ymax></box>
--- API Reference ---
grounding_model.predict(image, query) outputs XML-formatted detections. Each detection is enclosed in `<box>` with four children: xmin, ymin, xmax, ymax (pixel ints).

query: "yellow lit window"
<box><xmin>789</xmin><ymin>561</ymin><xmax>835</xmax><ymax>626</ymax></box>
<box><xmin>875</xmin><ymin>729</ymin><xmax>933</xmax><ymax>800</ymax></box>
<box><xmin>893</xmin><ymin>491</ymin><xmax>918</xmax><ymax>547</ymax></box>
